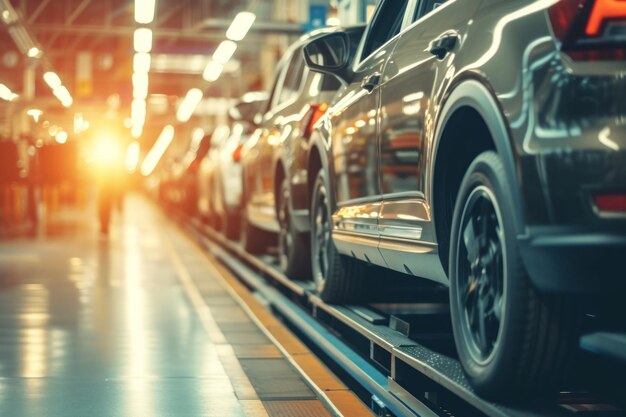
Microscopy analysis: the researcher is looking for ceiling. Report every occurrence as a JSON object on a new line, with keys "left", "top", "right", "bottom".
{"left": 1, "top": 0, "right": 303, "bottom": 143}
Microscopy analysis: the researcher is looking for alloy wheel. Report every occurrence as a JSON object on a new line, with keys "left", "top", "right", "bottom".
{"left": 312, "top": 182, "right": 331, "bottom": 292}
{"left": 456, "top": 185, "right": 505, "bottom": 365}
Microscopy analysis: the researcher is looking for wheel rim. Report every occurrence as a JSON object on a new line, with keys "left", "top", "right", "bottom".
{"left": 456, "top": 185, "right": 505, "bottom": 365}
{"left": 312, "top": 182, "right": 331, "bottom": 292}
{"left": 278, "top": 184, "right": 293, "bottom": 272}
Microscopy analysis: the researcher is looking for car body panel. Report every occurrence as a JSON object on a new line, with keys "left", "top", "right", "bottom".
{"left": 306, "top": 0, "right": 626, "bottom": 292}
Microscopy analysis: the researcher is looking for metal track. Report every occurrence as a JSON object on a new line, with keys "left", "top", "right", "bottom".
{"left": 185, "top": 217, "right": 624, "bottom": 417}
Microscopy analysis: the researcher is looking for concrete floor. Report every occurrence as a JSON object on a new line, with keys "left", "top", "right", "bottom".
{"left": 0, "top": 194, "right": 333, "bottom": 417}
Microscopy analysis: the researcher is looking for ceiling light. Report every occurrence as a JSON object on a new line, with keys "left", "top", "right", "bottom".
{"left": 226, "top": 12, "right": 256, "bottom": 41}
{"left": 27, "top": 47, "right": 41, "bottom": 58}
{"left": 55, "top": 131, "right": 68, "bottom": 144}
{"left": 134, "top": 28, "right": 153, "bottom": 53}
{"left": 43, "top": 72, "right": 62, "bottom": 89}
{"left": 125, "top": 141, "right": 141, "bottom": 172}
{"left": 26, "top": 109, "right": 43, "bottom": 122}
{"left": 176, "top": 88, "right": 203, "bottom": 122}
{"left": 0, "top": 83, "right": 18, "bottom": 101}
{"left": 141, "top": 125, "right": 174, "bottom": 176}
{"left": 213, "top": 40, "right": 237, "bottom": 64}
{"left": 131, "top": 124, "right": 143, "bottom": 138}
{"left": 133, "top": 52, "right": 151, "bottom": 73}
{"left": 202, "top": 61, "right": 223, "bottom": 82}
{"left": 134, "top": 0, "right": 155, "bottom": 24}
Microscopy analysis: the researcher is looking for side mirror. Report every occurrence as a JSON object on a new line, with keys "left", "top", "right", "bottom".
{"left": 303, "top": 31, "right": 353, "bottom": 85}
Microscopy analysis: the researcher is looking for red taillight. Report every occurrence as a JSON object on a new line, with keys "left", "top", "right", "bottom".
{"left": 586, "top": 0, "right": 626, "bottom": 35}
{"left": 593, "top": 193, "right": 626, "bottom": 212}
{"left": 300, "top": 102, "right": 329, "bottom": 139}
{"left": 548, "top": 0, "right": 586, "bottom": 40}
{"left": 232, "top": 144, "right": 243, "bottom": 162}
{"left": 547, "top": 0, "right": 626, "bottom": 60}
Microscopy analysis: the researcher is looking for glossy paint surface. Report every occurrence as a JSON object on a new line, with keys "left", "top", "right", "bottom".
{"left": 309, "top": 0, "right": 626, "bottom": 285}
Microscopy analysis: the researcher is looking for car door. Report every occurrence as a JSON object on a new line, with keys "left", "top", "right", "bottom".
{"left": 377, "top": 0, "right": 480, "bottom": 284}
{"left": 329, "top": 0, "right": 413, "bottom": 265}
{"left": 245, "top": 48, "right": 305, "bottom": 232}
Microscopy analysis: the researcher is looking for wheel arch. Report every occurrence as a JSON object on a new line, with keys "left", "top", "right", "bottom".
{"left": 431, "top": 79, "right": 525, "bottom": 273}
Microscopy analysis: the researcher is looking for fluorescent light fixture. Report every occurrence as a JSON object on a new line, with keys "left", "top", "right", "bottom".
{"left": 134, "top": 28, "right": 153, "bottom": 53}
{"left": 43, "top": 72, "right": 62, "bottom": 89}
{"left": 126, "top": 141, "right": 141, "bottom": 172}
{"left": 0, "top": 83, "right": 18, "bottom": 101}
{"left": 191, "top": 128, "right": 205, "bottom": 150}
{"left": 52, "top": 85, "right": 73, "bottom": 107}
{"left": 132, "top": 72, "right": 149, "bottom": 89}
{"left": 131, "top": 98, "right": 146, "bottom": 121}
{"left": 202, "top": 61, "right": 223, "bottom": 82}
{"left": 176, "top": 88, "right": 203, "bottom": 122}
{"left": 133, "top": 81, "right": 148, "bottom": 99}
{"left": 27, "top": 47, "right": 41, "bottom": 58}
{"left": 226, "top": 12, "right": 256, "bottom": 41}
{"left": 1, "top": 3, "right": 18, "bottom": 24}
{"left": 213, "top": 40, "right": 237, "bottom": 64}
{"left": 131, "top": 124, "right": 143, "bottom": 138}
{"left": 134, "top": 0, "right": 155, "bottom": 24}
{"left": 133, "top": 52, "right": 151, "bottom": 73}
{"left": 141, "top": 125, "right": 174, "bottom": 176}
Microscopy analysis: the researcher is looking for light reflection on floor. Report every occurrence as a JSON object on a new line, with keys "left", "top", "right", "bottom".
{"left": 0, "top": 195, "right": 246, "bottom": 416}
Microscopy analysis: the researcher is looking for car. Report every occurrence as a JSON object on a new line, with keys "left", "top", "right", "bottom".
{"left": 301, "top": 0, "right": 626, "bottom": 401}
{"left": 158, "top": 129, "right": 210, "bottom": 213}
{"left": 197, "top": 92, "right": 267, "bottom": 239}
{"left": 239, "top": 26, "right": 363, "bottom": 277}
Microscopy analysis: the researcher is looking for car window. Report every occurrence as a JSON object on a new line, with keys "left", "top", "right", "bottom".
{"left": 361, "top": 0, "right": 410, "bottom": 59}
{"left": 413, "top": 0, "right": 448, "bottom": 21}
{"left": 277, "top": 50, "right": 305, "bottom": 105}
{"left": 266, "top": 62, "right": 287, "bottom": 112}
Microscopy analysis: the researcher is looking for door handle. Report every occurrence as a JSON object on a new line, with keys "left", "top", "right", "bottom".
{"left": 361, "top": 72, "right": 381, "bottom": 93}
{"left": 429, "top": 32, "right": 459, "bottom": 59}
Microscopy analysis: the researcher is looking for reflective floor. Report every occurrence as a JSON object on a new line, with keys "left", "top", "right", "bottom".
{"left": 0, "top": 195, "right": 331, "bottom": 417}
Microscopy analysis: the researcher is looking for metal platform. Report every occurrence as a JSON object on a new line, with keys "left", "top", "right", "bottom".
{"left": 186, "top": 216, "right": 626, "bottom": 417}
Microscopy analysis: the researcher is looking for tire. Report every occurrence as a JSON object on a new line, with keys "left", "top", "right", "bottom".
{"left": 310, "top": 169, "right": 366, "bottom": 303}
{"left": 240, "top": 203, "right": 275, "bottom": 255}
{"left": 449, "top": 151, "right": 579, "bottom": 401}
{"left": 278, "top": 178, "right": 311, "bottom": 279}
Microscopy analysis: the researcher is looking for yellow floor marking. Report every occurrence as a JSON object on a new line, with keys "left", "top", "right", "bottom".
{"left": 173, "top": 225, "right": 375, "bottom": 417}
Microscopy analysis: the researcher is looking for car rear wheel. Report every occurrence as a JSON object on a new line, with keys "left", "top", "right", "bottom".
{"left": 449, "top": 151, "right": 579, "bottom": 400}
{"left": 311, "top": 170, "right": 365, "bottom": 303}
{"left": 278, "top": 178, "right": 311, "bottom": 279}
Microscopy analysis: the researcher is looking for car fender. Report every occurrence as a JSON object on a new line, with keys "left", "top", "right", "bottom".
{"left": 431, "top": 78, "right": 526, "bottom": 235}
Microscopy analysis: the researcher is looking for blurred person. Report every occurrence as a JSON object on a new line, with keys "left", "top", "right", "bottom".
{"left": 91, "top": 134, "right": 125, "bottom": 235}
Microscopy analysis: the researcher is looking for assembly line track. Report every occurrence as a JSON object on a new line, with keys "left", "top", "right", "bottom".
{"left": 182, "top": 216, "right": 623, "bottom": 417}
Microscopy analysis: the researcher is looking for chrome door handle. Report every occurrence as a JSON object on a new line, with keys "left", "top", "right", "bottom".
{"left": 361, "top": 72, "right": 381, "bottom": 93}
{"left": 429, "top": 32, "right": 459, "bottom": 59}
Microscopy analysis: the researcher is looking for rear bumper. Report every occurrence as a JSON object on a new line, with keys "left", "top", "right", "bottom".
{"left": 518, "top": 226, "right": 626, "bottom": 293}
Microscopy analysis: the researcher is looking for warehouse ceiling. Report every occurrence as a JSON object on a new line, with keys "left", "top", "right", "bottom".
{"left": 0, "top": 0, "right": 302, "bottom": 143}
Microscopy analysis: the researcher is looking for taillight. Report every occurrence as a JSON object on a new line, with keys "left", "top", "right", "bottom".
{"left": 586, "top": 0, "right": 626, "bottom": 35}
{"left": 232, "top": 144, "right": 243, "bottom": 162}
{"left": 593, "top": 193, "right": 626, "bottom": 212}
{"left": 547, "top": 0, "right": 626, "bottom": 61}
{"left": 300, "top": 102, "right": 329, "bottom": 139}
